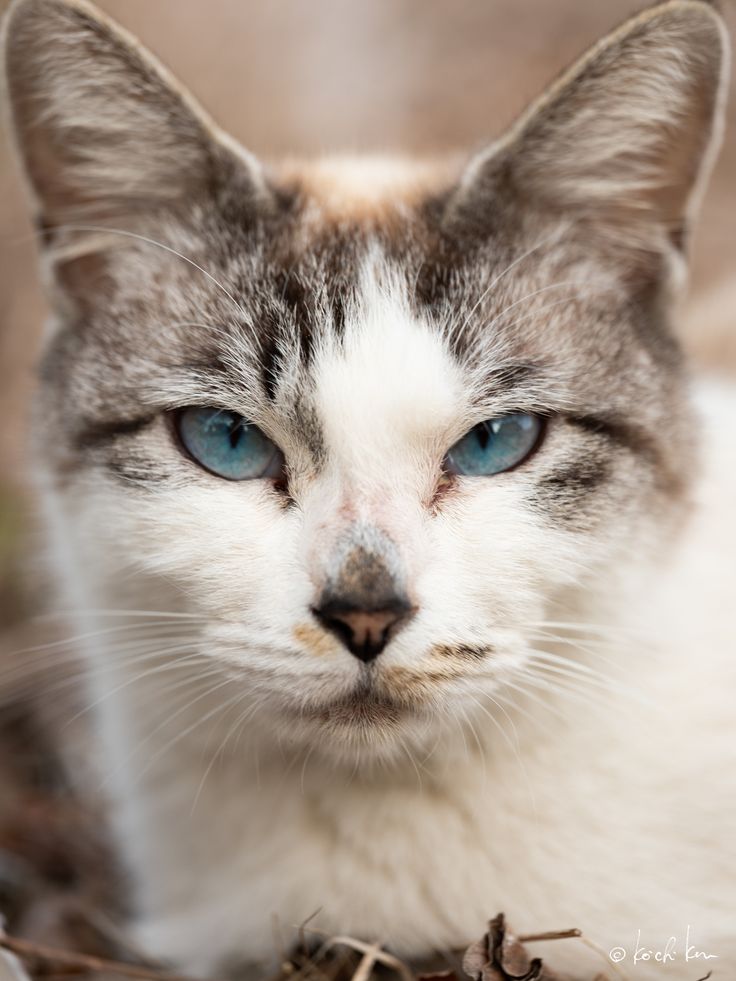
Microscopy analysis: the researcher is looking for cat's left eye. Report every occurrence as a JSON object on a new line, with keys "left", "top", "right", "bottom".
{"left": 445, "top": 412, "right": 543, "bottom": 476}
{"left": 176, "top": 407, "right": 285, "bottom": 482}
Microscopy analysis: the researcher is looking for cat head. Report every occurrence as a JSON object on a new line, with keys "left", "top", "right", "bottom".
{"left": 2, "top": 0, "right": 729, "bottom": 764}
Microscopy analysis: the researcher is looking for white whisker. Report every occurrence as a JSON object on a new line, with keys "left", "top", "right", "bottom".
{"left": 454, "top": 233, "right": 558, "bottom": 336}
{"left": 46, "top": 224, "right": 251, "bottom": 326}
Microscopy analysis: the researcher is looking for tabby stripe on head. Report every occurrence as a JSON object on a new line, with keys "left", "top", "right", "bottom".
{"left": 566, "top": 415, "right": 667, "bottom": 472}
{"left": 73, "top": 414, "right": 156, "bottom": 451}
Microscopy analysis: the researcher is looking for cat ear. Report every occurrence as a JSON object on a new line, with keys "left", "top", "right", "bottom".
{"left": 1, "top": 0, "right": 267, "bottom": 226}
{"left": 449, "top": 0, "right": 729, "bottom": 265}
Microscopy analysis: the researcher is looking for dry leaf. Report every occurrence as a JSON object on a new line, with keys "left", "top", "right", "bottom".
{"left": 463, "top": 914, "right": 563, "bottom": 981}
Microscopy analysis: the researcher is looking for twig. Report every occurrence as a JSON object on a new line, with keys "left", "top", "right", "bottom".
{"left": 518, "top": 926, "right": 628, "bottom": 980}
{"left": 332, "top": 939, "right": 414, "bottom": 981}
{"left": 518, "top": 929, "right": 582, "bottom": 943}
{"left": 299, "top": 929, "right": 415, "bottom": 981}
{"left": 0, "top": 932, "right": 212, "bottom": 981}
{"left": 350, "top": 944, "right": 381, "bottom": 981}
{"left": 296, "top": 910, "right": 323, "bottom": 960}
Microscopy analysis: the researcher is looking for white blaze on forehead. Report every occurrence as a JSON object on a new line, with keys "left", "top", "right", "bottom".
{"left": 313, "top": 255, "right": 465, "bottom": 482}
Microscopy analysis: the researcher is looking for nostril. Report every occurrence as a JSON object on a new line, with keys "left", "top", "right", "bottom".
{"left": 314, "top": 609, "right": 356, "bottom": 652}
{"left": 312, "top": 600, "right": 415, "bottom": 662}
{"left": 311, "top": 535, "right": 415, "bottom": 662}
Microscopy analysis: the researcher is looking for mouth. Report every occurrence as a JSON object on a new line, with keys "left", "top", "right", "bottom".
{"left": 298, "top": 646, "right": 498, "bottom": 732}
{"left": 307, "top": 677, "right": 412, "bottom": 730}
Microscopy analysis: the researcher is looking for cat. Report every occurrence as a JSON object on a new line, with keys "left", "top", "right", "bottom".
{"left": 3, "top": 0, "right": 735, "bottom": 978}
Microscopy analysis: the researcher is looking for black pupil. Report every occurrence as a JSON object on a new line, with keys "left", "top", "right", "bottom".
{"left": 475, "top": 423, "right": 491, "bottom": 450}
{"left": 227, "top": 416, "right": 244, "bottom": 449}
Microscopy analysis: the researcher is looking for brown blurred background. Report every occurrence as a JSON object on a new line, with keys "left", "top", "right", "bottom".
{"left": 0, "top": 0, "right": 735, "bottom": 642}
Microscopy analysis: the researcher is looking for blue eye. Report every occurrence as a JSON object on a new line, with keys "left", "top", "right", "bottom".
{"left": 445, "top": 413, "right": 542, "bottom": 476}
{"left": 176, "top": 407, "right": 284, "bottom": 482}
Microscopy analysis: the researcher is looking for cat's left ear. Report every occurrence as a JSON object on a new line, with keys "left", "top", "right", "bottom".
{"left": 449, "top": 0, "right": 729, "bottom": 269}
{"left": 1, "top": 0, "right": 268, "bottom": 227}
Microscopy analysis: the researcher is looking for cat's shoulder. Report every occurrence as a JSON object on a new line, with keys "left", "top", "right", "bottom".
{"left": 653, "top": 375, "right": 736, "bottom": 691}
{"left": 693, "top": 376, "right": 736, "bottom": 511}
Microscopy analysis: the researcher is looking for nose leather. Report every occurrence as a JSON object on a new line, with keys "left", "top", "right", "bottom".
{"left": 313, "top": 598, "right": 413, "bottom": 662}
{"left": 312, "top": 538, "right": 414, "bottom": 662}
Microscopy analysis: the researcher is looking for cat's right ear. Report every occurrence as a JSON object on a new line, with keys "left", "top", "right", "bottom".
{"left": 447, "top": 0, "right": 729, "bottom": 276}
{"left": 1, "top": 0, "right": 268, "bottom": 228}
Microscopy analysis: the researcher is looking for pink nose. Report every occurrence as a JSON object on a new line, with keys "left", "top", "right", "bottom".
{"left": 312, "top": 601, "right": 414, "bottom": 662}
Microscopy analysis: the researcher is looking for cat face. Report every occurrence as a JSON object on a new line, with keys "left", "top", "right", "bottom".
{"left": 3, "top": 0, "right": 728, "bottom": 763}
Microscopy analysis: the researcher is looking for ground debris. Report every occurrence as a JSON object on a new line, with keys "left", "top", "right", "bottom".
{"left": 462, "top": 914, "right": 605, "bottom": 981}
{"left": 0, "top": 912, "right": 616, "bottom": 981}
{"left": 0, "top": 699, "right": 608, "bottom": 981}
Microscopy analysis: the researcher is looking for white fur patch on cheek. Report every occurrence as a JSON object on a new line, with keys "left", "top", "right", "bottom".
{"left": 404, "top": 475, "right": 597, "bottom": 656}
{"left": 74, "top": 481, "right": 313, "bottom": 631}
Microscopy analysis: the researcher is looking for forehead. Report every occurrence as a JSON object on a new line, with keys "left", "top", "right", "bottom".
{"left": 308, "top": 256, "right": 466, "bottom": 466}
{"left": 226, "top": 175, "right": 623, "bottom": 425}
{"left": 47, "top": 154, "right": 671, "bottom": 451}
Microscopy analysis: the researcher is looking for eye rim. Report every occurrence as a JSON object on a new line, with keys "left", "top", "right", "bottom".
{"left": 171, "top": 406, "right": 286, "bottom": 484}
{"left": 443, "top": 413, "right": 547, "bottom": 478}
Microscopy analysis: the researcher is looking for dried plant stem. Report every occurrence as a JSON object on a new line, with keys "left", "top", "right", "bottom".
{"left": 0, "top": 932, "right": 211, "bottom": 981}
{"left": 518, "top": 930, "right": 582, "bottom": 943}
{"left": 349, "top": 944, "right": 382, "bottom": 981}
{"left": 303, "top": 931, "right": 415, "bottom": 981}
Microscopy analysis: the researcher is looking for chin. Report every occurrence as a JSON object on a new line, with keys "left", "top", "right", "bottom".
{"left": 271, "top": 664, "right": 497, "bottom": 769}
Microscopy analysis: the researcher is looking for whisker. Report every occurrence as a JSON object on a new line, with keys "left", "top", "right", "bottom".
{"left": 527, "top": 647, "right": 623, "bottom": 679}
{"left": 487, "top": 687, "right": 541, "bottom": 732}
{"left": 514, "top": 668, "right": 626, "bottom": 715}
{"left": 482, "top": 691, "right": 522, "bottom": 752}
{"left": 398, "top": 737, "right": 425, "bottom": 792}
{"left": 525, "top": 631, "right": 637, "bottom": 677}
{"left": 465, "top": 280, "right": 583, "bottom": 342}
{"left": 3, "top": 619, "right": 203, "bottom": 659}
{"left": 525, "top": 650, "right": 647, "bottom": 703}
{"left": 472, "top": 294, "right": 592, "bottom": 344}
{"left": 101, "top": 673, "right": 240, "bottom": 790}
{"left": 454, "top": 233, "right": 558, "bottom": 336}
{"left": 0, "top": 627, "right": 208, "bottom": 699}
{"left": 530, "top": 619, "right": 645, "bottom": 639}
{"left": 64, "top": 648, "right": 210, "bottom": 727}
{"left": 190, "top": 691, "right": 256, "bottom": 813}
{"left": 497, "top": 675, "right": 573, "bottom": 724}
{"left": 44, "top": 224, "right": 251, "bottom": 326}
{"left": 40, "top": 609, "right": 221, "bottom": 621}
{"left": 466, "top": 693, "right": 536, "bottom": 814}
{"left": 299, "top": 742, "right": 318, "bottom": 796}
{"left": 456, "top": 703, "right": 486, "bottom": 778}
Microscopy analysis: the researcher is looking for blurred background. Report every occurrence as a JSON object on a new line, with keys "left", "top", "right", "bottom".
{"left": 0, "top": 0, "right": 734, "bottom": 959}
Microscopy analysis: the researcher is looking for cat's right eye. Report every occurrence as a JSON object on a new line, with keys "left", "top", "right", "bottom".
{"left": 444, "top": 413, "right": 543, "bottom": 477}
{"left": 175, "top": 407, "right": 285, "bottom": 482}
